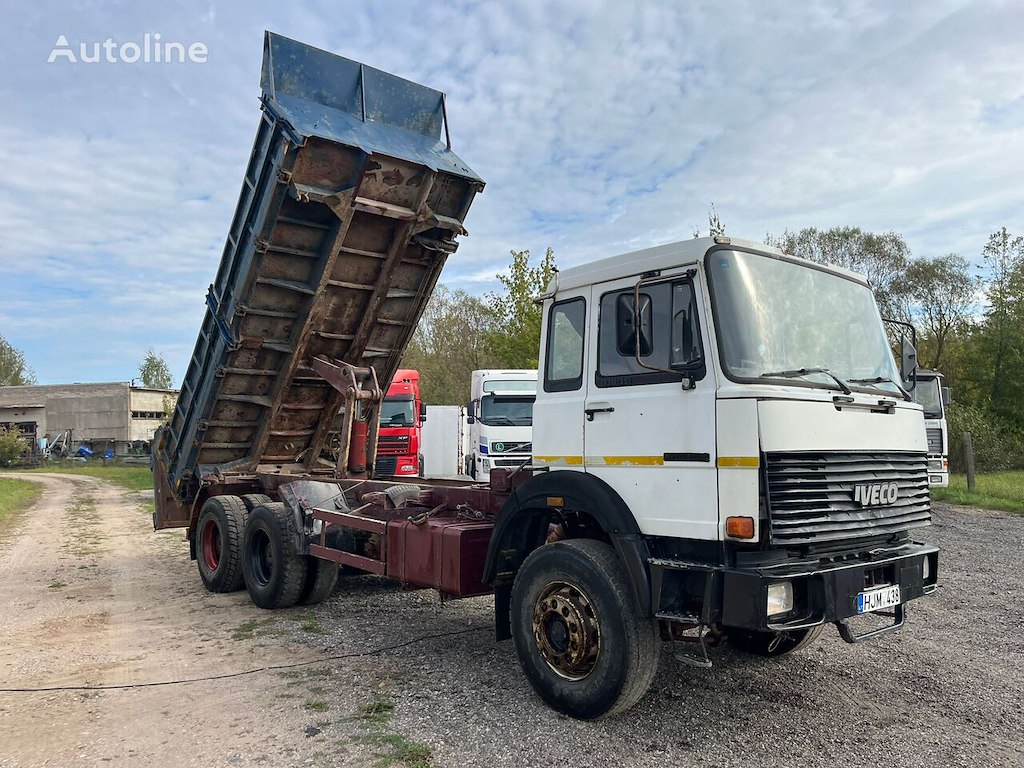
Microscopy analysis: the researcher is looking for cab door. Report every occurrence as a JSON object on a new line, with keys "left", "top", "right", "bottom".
{"left": 533, "top": 292, "right": 588, "bottom": 472}
{"left": 583, "top": 270, "right": 718, "bottom": 540}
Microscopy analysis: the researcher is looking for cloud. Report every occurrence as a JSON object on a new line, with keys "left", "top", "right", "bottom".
{"left": 1, "top": 0, "right": 1022, "bottom": 385}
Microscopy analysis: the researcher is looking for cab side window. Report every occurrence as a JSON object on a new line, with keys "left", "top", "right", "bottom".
{"left": 597, "top": 279, "right": 704, "bottom": 387}
{"left": 544, "top": 298, "right": 586, "bottom": 392}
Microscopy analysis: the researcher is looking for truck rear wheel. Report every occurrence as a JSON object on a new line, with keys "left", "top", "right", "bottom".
{"left": 299, "top": 557, "right": 339, "bottom": 605}
{"left": 241, "top": 502, "right": 308, "bottom": 609}
{"left": 727, "top": 625, "right": 824, "bottom": 657}
{"left": 195, "top": 495, "right": 248, "bottom": 593}
{"left": 510, "top": 539, "right": 660, "bottom": 719}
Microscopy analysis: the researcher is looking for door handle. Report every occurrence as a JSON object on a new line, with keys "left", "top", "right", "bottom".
{"left": 584, "top": 405, "right": 615, "bottom": 421}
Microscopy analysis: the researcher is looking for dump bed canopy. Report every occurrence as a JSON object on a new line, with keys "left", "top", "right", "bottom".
{"left": 162, "top": 32, "right": 483, "bottom": 501}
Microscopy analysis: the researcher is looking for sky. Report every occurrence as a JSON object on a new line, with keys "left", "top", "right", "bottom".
{"left": 1, "top": 0, "right": 1022, "bottom": 386}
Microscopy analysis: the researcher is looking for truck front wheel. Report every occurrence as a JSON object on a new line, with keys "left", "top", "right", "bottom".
{"left": 241, "top": 503, "right": 308, "bottom": 609}
{"left": 195, "top": 495, "right": 248, "bottom": 593}
{"left": 510, "top": 539, "right": 660, "bottom": 719}
{"left": 727, "top": 625, "right": 824, "bottom": 657}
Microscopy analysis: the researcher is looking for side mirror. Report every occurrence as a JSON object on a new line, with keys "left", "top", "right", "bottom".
{"left": 942, "top": 386, "right": 952, "bottom": 407}
{"left": 616, "top": 293, "right": 653, "bottom": 357}
{"left": 465, "top": 400, "right": 476, "bottom": 424}
{"left": 899, "top": 338, "right": 917, "bottom": 385}
{"left": 420, "top": 403, "right": 427, "bottom": 422}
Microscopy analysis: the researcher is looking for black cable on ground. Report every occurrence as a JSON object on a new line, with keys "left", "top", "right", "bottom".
{"left": 0, "top": 625, "right": 490, "bottom": 694}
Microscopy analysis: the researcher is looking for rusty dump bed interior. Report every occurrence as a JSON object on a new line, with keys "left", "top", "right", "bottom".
{"left": 160, "top": 32, "right": 483, "bottom": 505}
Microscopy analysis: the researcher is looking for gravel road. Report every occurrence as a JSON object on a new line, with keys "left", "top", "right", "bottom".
{"left": 0, "top": 476, "right": 1021, "bottom": 767}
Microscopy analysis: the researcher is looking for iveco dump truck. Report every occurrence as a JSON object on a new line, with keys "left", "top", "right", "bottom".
{"left": 154, "top": 32, "right": 939, "bottom": 720}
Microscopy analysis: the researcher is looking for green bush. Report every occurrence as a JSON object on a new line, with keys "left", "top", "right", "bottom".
{"left": 0, "top": 425, "right": 29, "bottom": 466}
{"left": 947, "top": 403, "right": 1024, "bottom": 473}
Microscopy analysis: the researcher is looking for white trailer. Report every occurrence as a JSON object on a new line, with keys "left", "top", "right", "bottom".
{"left": 421, "top": 405, "right": 467, "bottom": 478}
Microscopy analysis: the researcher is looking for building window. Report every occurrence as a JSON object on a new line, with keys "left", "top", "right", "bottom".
{"left": 131, "top": 411, "right": 166, "bottom": 419}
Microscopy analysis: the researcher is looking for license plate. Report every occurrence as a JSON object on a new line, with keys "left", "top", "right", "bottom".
{"left": 857, "top": 585, "right": 901, "bottom": 614}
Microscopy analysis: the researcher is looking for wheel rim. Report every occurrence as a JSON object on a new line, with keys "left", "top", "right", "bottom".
{"left": 249, "top": 528, "right": 274, "bottom": 587}
{"left": 201, "top": 519, "right": 221, "bottom": 571}
{"left": 532, "top": 580, "right": 601, "bottom": 681}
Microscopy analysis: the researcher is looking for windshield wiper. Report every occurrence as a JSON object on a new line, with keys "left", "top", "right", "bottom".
{"left": 849, "top": 376, "right": 911, "bottom": 401}
{"left": 484, "top": 416, "right": 517, "bottom": 426}
{"left": 760, "top": 367, "right": 852, "bottom": 395}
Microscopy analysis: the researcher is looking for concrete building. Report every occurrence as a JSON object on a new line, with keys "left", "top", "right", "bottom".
{"left": 0, "top": 382, "right": 178, "bottom": 456}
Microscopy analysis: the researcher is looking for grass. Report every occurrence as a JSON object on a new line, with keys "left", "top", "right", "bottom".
{"left": 933, "top": 472, "right": 1024, "bottom": 514}
{"left": 13, "top": 463, "right": 153, "bottom": 491}
{"left": 300, "top": 616, "right": 325, "bottom": 634}
{"left": 0, "top": 477, "right": 42, "bottom": 529}
{"left": 349, "top": 696, "right": 432, "bottom": 767}
{"left": 306, "top": 699, "right": 329, "bottom": 712}
{"left": 230, "top": 617, "right": 287, "bottom": 641}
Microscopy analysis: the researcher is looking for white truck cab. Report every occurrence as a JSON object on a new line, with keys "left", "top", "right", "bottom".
{"left": 466, "top": 369, "right": 537, "bottom": 479}
{"left": 486, "top": 236, "right": 937, "bottom": 698}
{"left": 912, "top": 370, "right": 951, "bottom": 487}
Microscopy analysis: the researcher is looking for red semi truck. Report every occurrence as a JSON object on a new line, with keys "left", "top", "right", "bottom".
{"left": 154, "top": 33, "right": 937, "bottom": 720}
{"left": 376, "top": 369, "right": 425, "bottom": 477}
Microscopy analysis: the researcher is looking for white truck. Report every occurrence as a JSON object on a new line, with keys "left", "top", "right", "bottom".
{"left": 156, "top": 34, "right": 938, "bottom": 719}
{"left": 913, "top": 369, "right": 951, "bottom": 487}
{"left": 465, "top": 369, "right": 537, "bottom": 478}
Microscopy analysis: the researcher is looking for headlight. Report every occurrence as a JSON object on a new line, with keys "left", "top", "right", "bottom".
{"left": 922, "top": 557, "right": 930, "bottom": 582}
{"left": 928, "top": 458, "right": 943, "bottom": 471}
{"left": 767, "top": 581, "right": 794, "bottom": 617}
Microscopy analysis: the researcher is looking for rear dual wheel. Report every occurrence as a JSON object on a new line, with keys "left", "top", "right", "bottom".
{"left": 195, "top": 495, "right": 248, "bottom": 593}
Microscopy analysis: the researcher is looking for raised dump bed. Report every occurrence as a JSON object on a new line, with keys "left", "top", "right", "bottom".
{"left": 155, "top": 32, "right": 483, "bottom": 527}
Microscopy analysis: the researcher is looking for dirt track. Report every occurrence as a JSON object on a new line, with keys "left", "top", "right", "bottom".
{"left": 0, "top": 473, "right": 344, "bottom": 767}
{"left": 1, "top": 474, "right": 1022, "bottom": 768}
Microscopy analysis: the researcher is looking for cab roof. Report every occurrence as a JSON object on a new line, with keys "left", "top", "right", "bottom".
{"left": 547, "top": 236, "right": 871, "bottom": 294}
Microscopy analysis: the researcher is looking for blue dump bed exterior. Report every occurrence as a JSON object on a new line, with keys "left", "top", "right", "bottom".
{"left": 156, "top": 33, "right": 483, "bottom": 520}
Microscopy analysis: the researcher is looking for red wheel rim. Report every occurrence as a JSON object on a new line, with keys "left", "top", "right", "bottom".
{"left": 201, "top": 519, "right": 221, "bottom": 571}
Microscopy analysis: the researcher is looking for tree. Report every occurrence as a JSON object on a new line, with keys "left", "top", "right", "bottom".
{"left": 766, "top": 227, "right": 912, "bottom": 319}
{"left": 139, "top": 349, "right": 173, "bottom": 389}
{"left": 692, "top": 204, "right": 726, "bottom": 238}
{"left": 0, "top": 334, "right": 35, "bottom": 386}
{"left": 978, "top": 227, "right": 1024, "bottom": 407}
{"left": 401, "top": 285, "right": 497, "bottom": 404}
{"left": 906, "top": 253, "right": 977, "bottom": 370}
{"left": 485, "top": 247, "right": 557, "bottom": 368}
{"left": 0, "top": 425, "right": 29, "bottom": 465}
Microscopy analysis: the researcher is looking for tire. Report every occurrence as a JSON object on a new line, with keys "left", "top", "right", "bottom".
{"left": 727, "top": 625, "right": 824, "bottom": 657}
{"left": 299, "top": 557, "right": 339, "bottom": 605}
{"left": 510, "top": 539, "right": 660, "bottom": 719}
{"left": 240, "top": 493, "right": 273, "bottom": 512}
{"left": 195, "top": 495, "right": 248, "bottom": 593}
{"left": 241, "top": 502, "right": 308, "bottom": 610}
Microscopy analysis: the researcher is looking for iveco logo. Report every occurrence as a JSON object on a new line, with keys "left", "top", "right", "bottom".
{"left": 853, "top": 482, "right": 899, "bottom": 506}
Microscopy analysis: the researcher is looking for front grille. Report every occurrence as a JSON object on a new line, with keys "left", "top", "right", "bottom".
{"left": 491, "top": 441, "right": 532, "bottom": 454}
{"left": 374, "top": 456, "right": 397, "bottom": 476}
{"left": 377, "top": 435, "right": 410, "bottom": 456}
{"left": 926, "top": 428, "right": 943, "bottom": 454}
{"left": 764, "top": 451, "right": 931, "bottom": 547}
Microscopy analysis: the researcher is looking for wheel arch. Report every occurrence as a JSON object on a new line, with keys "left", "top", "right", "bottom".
{"left": 483, "top": 470, "right": 653, "bottom": 638}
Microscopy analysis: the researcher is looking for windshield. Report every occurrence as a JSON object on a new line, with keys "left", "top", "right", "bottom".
{"left": 380, "top": 396, "right": 415, "bottom": 427}
{"left": 480, "top": 395, "right": 534, "bottom": 426}
{"left": 912, "top": 377, "right": 943, "bottom": 419}
{"left": 707, "top": 249, "right": 902, "bottom": 394}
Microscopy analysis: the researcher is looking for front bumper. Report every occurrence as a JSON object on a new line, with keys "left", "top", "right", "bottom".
{"left": 718, "top": 541, "right": 939, "bottom": 635}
